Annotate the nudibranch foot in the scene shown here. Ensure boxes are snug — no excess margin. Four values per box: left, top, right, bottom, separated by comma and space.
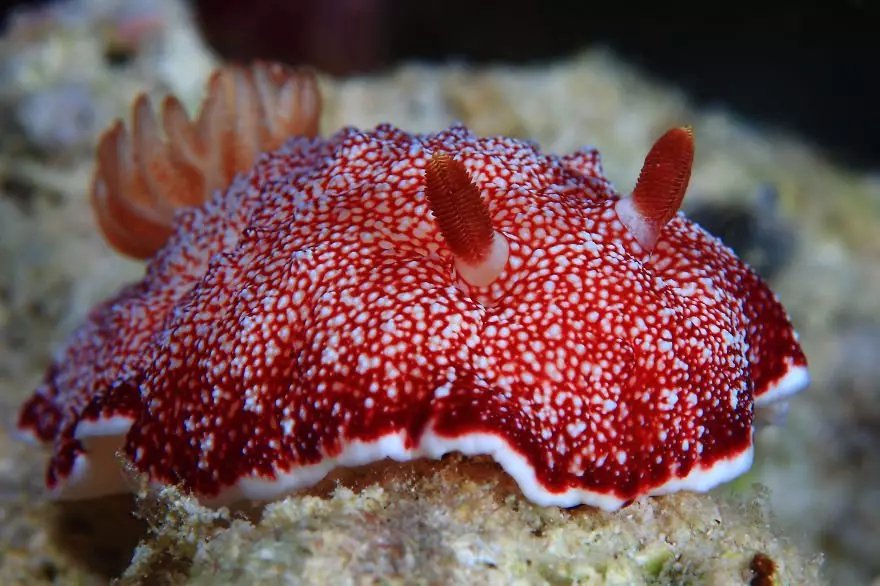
60, 427, 132, 500
753, 362, 810, 427
755, 361, 811, 407
18, 67, 809, 510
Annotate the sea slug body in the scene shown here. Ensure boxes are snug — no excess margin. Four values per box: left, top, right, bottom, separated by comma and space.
17, 63, 809, 511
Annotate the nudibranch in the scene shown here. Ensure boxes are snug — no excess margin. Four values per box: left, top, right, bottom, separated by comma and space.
17, 63, 809, 511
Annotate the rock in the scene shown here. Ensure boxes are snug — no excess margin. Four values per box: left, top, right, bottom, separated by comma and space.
118, 457, 823, 585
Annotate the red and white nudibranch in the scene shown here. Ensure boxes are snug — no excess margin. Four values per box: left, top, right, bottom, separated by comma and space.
16, 63, 809, 510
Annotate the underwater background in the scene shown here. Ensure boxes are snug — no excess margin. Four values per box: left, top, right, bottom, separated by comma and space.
0, 1, 876, 584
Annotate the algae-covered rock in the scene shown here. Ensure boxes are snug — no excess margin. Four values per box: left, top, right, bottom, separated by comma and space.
117, 457, 822, 585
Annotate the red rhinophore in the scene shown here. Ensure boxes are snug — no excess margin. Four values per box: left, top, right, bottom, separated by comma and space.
424, 152, 495, 265
631, 126, 694, 231
615, 127, 695, 251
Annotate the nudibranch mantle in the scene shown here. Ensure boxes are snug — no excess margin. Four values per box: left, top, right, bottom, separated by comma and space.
18, 92, 808, 510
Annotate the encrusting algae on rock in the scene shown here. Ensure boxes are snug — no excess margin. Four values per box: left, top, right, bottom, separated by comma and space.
16, 61, 808, 511
117, 456, 823, 585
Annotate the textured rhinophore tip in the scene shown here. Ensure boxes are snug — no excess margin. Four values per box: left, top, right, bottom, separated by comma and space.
424, 153, 495, 265
19, 113, 808, 510
424, 152, 509, 286
91, 62, 322, 259
616, 126, 695, 250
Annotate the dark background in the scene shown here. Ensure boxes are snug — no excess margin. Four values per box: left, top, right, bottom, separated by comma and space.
3, 0, 877, 169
